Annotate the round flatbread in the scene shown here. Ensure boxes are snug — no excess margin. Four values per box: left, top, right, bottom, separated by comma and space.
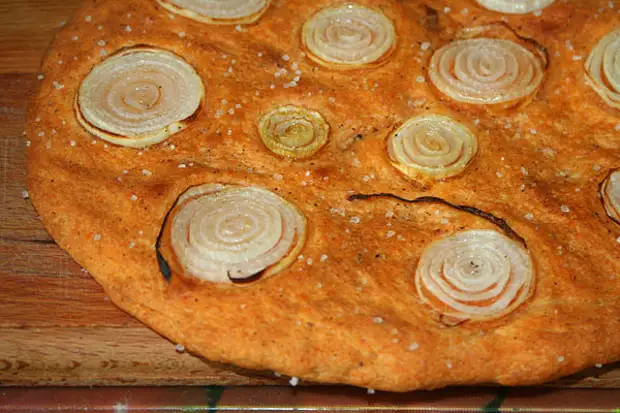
27, 0, 620, 391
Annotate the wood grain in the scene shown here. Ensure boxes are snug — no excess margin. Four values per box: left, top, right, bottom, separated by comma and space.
0, 0, 618, 389
0, 241, 139, 327
0, 0, 82, 74
0, 327, 281, 386
0, 74, 52, 242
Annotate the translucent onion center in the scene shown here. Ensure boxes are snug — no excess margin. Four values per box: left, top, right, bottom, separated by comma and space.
302, 3, 396, 68
429, 38, 544, 105
585, 29, 620, 109
415, 229, 534, 322
123, 82, 161, 111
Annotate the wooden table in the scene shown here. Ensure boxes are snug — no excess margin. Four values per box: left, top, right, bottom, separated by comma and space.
0, 0, 618, 388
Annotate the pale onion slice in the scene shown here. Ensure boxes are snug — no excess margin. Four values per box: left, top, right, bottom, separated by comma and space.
415, 229, 534, 322
155, 0, 270, 24
168, 184, 306, 283
602, 170, 620, 224
475, 0, 555, 14
387, 115, 478, 181
258, 105, 329, 159
76, 47, 204, 148
429, 38, 544, 106
301, 3, 396, 69
585, 29, 620, 110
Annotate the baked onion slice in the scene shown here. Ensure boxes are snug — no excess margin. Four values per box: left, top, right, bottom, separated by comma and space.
475, 0, 555, 14
429, 38, 544, 106
416, 229, 534, 323
76, 47, 204, 148
301, 3, 396, 69
161, 184, 306, 284
387, 115, 478, 181
585, 29, 620, 110
602, 170, 620, 224
258, 105, 329, 159
155, 0, 270, 25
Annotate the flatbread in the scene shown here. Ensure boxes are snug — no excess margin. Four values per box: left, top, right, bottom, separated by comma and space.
27, 0, 620, 391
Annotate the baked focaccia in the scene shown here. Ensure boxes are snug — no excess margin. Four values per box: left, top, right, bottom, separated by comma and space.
27, 0, 620, 391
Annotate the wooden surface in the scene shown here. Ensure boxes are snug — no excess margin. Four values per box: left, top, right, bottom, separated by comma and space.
0, 0, 618, 388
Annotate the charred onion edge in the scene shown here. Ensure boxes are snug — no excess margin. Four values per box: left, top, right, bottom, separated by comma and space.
156, 245, 172, 282
599, 169, 620, 226
156, 202, 176, 283
227, 269, 265, 284
347, 193, 526, 245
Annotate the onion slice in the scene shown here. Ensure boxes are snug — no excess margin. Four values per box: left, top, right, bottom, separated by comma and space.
258, 105, 329, 159
162, 184, 306, 284
415, 229, 535, 323
475, 0, 555, 14
585, 29, 620, 110
429, 38, 544, 106
387, 114, 478, 181
76, 47, 204, 148
602, 170, 620, 224
155, 0, 271, 24
301, 3, 396, 69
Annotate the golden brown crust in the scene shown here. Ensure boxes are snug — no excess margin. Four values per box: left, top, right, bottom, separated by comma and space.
26, 0, 620, 391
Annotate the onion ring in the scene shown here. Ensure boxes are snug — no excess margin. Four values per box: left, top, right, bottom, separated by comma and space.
301, 3, 396, 69
387, 114, 478, 181
416, 229, 534, 322
585, 29, 620, 110
429, 38, 544, 106
76, 47, 204, 148
155, 0, 271, 25
162, 184, 306, 284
